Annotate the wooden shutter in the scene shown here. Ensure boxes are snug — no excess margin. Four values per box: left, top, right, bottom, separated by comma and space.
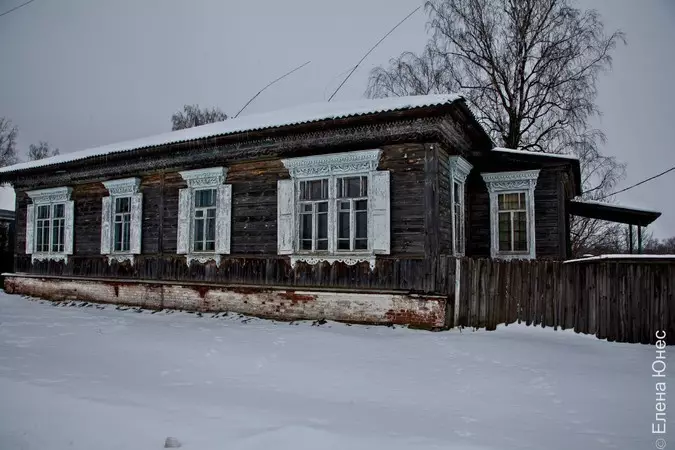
25, 204, 34, 254
130, 193, 143, 255
277, 179, 294, 255
370, 171, 390, 254
215, 184, 232, 254
100, 196, 112, 254
177, 188, 190, 254
64, 200, 75, 255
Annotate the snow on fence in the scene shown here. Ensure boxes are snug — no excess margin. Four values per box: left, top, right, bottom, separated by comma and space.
454, 257, 675, 345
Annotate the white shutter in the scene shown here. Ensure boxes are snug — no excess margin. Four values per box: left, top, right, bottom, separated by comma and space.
177, 188, 190, 254
26, 204, 34, 254
130, 193, 143, 254
101, 196, 112, 254
277, 179, 294, 255
215, 184, 232, 254
64, 200, 75, 255
370, 171, 390, 254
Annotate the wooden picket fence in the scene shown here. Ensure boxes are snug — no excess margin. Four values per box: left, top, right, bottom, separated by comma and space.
453, 257, 675, 344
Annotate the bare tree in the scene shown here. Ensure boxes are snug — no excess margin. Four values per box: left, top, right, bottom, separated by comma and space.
171, 104, 228, 131
367, 0, 627, 255
644, 236, 675, 255
28, 141, 60, 161
0, 118, 18, 167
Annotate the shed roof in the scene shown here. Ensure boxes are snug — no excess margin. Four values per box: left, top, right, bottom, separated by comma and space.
569, 199, 661, 226
0, 94, 463, 175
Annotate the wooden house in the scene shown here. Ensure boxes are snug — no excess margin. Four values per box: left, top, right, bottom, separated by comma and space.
0, 95, 660, 328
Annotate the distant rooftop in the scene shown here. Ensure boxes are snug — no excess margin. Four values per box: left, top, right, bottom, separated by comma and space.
0, 94, 463, 175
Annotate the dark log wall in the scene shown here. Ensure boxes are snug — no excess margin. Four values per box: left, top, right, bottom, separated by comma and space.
13, 142, 429, 275
465, 163, 569, 259
436, 145, 453, 255
466, 171, 491, 257
73, 183, 106, 255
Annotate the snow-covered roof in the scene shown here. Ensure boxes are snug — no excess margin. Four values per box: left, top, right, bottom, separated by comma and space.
0, 184, 15, 210
0, 94, 463, 174
570, 198, 661, 215
492, 147, 579, 160
565, 254, 675, 263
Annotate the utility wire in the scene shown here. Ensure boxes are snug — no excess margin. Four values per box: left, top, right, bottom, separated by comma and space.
0, 0, 36, 18
327, 5, 422, 102
600, 165, 675, 199
234, 60, 311, 118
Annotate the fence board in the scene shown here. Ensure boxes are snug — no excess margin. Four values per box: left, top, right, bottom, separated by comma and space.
456, 257, 674, 344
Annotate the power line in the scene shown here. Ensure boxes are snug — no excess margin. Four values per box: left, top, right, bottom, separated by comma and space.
234, 60, 312, 118
327, 5, 422, 102
0, 0, 36, 18
600, 165, 675, 199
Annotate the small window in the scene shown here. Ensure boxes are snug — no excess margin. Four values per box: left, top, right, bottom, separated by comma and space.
337, 176, 368, 251
193, 188, 217, 252
35, 203, 66, 253
453, 180, 463, 254
498, 192, 528, 252
51, 203, 66, 253
298, 179, 329, 251
35, 205, 51, 253
113, 197, 132, 252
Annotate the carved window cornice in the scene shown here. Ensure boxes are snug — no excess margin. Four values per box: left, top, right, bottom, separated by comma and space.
448, 156, 473, 184
102, 177, 141, 196
179, 167, 227, 188
281, 149, 382, 178
26, 186, 72, 204
481, 170, 540, 192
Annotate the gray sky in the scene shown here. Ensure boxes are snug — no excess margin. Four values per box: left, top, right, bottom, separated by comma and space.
0, 0, 673, 237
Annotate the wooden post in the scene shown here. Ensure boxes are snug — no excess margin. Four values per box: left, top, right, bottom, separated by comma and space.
628, 225, 634, 254
638, 226, 643, 254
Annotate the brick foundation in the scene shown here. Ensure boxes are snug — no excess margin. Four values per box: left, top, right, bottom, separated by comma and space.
4, 276, 448, 329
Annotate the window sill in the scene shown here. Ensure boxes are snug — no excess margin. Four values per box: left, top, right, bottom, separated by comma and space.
106, 254, 135, 265
185, 253, 221, 267
494, 252, 535, 260
31, 253, 68, 263
290, 254, 376, 270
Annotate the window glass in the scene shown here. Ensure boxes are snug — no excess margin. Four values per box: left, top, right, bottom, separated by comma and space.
497, 193, 528, 252
193, 189, 217, 252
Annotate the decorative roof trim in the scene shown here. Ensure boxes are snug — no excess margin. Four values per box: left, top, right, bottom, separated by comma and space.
26, 186, 72, 204
102, 177, 141, 196
281, 149, 381, 178
0, 94, 462, 175
179, 167, 227, 188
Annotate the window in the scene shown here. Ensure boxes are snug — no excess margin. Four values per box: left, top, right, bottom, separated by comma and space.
193, 189, 216, 252
481, 170, 540, 260
113, 197, 132, 252
25, 186, 74, 262
34, 203, 65, 253
448, 156, 472, 256
298, 179, 329, 251
101, 178, 143, 264
278, 150, 390, 270
498, 193, 527, 252
177, 167, 232, 266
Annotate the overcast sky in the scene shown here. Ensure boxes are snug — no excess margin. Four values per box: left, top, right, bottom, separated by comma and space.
0, 0, 673, 237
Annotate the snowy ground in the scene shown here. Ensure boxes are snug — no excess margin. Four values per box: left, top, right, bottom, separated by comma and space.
0, 290, 666, 450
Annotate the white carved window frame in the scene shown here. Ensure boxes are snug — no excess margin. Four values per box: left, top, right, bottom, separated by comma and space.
448, 156, 473, 256
279, 149, 390, 270
177, 167, 231, 267
101, 177, 143, 265
481, 169, 540, 260
25, 186, 74, 263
